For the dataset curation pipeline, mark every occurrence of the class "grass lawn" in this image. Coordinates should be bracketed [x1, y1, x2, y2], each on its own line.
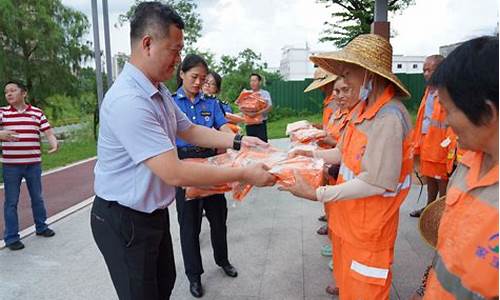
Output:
[267, 114, 322, 139]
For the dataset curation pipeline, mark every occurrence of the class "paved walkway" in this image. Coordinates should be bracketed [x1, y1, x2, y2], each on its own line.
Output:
[0, 139, 435, 299]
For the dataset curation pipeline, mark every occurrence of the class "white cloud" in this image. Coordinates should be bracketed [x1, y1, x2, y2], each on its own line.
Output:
[61, 0, 498, 68]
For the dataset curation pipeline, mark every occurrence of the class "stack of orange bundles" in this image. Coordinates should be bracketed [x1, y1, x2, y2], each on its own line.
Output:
[236, 91, 268, 125]
[184, 152, 237, 200]
[231, 146, 286, 201]
[289, 127, 327, 144]
[269, 156, 325, 189]
[285, 120, 313, 135]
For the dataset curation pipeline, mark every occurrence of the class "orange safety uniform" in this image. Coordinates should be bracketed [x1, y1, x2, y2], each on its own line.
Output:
[414, 87, 451, 179]
[424, 151, 499, 299]
[329, 86, 414, 299]
[444, 127, 467, 175]
[322, 94, 336, 129]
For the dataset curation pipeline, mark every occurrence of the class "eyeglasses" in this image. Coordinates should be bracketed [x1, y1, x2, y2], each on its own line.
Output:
[203, 81, 217, 87]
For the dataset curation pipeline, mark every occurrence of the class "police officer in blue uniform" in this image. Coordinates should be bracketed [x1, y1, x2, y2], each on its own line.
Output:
[173, 54, 238, 298]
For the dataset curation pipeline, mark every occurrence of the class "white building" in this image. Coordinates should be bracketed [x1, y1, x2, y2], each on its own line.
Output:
[279, 46, 425, 80]
[279, 46, 317, 80]
[392, 55, 426, 74]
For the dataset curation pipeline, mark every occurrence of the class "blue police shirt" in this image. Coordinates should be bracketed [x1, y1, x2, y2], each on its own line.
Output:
[173, 87, 227, 148]
[218, 100, 233, 114]
[94, 63, 192, 213]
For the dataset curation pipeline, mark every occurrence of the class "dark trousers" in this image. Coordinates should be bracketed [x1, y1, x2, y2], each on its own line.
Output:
[246, 120, 268, 142]
[175, 188, 229, 283]
[90, 196, 176, 300]
[3, 163, 48, 245]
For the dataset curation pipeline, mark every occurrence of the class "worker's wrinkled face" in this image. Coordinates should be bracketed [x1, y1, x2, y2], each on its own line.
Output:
[338, 63, 365, 101]
[438, 87, 497, 152]
[333, 77, 356, 110]
[423, 58, 439, 82]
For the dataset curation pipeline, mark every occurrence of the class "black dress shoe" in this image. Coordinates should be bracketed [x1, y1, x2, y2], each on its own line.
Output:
[7, 241, 25, 251]
[189, 281, 204, 298]
[410, 208, 424, 218]
[221, 264, 238, 277]
[36, 228, 55, 237]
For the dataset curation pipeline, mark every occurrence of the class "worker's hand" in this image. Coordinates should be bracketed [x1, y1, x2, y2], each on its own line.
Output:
[242, 163, 276, 187]
[288, 148, 314, 158]
[278, 170, 318, 201]
[0, 130, 19, 142]
[241, 136, 269, 148]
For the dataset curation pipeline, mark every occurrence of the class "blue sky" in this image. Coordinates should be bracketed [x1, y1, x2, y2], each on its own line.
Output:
[62, 0, 498, 67]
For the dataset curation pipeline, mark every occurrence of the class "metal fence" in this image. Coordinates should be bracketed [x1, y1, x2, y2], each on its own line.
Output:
[266, 73, 426, 114]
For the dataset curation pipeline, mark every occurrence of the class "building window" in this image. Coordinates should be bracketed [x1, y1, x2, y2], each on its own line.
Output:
[412, 64, 418, 69]
[397, 64, 402, 69]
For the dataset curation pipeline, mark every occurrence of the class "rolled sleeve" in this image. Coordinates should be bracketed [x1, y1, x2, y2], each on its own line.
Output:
[107, 97, 175, 164]
[357, 114, 403, 191]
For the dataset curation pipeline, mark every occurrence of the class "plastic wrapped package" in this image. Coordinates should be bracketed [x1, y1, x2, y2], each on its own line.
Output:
[243, 114, 264, 125]
[225, 112, 246, 124]
[289, 128, 327, 144]
[183, 152, 237, 200]
[236, 91, 268, 112]
[269, 156, 325, 189]
[226, 123, 241, 134]
[285, 120, 313, 135]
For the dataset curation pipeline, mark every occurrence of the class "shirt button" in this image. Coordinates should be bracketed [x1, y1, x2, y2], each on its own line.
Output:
[192, 116, 196, 120]
[191, 106, 194, 109]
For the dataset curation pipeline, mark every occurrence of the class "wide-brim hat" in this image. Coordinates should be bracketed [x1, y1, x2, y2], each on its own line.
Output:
[309, 34, 411, 98]
[418, 196, 446, 249]
[304, 67, 338, 93]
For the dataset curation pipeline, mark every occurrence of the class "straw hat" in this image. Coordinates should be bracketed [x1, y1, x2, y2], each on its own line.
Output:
[418, 197, 446, 249]
[309, 34, 411, 98]
[304, 67, 338, 93]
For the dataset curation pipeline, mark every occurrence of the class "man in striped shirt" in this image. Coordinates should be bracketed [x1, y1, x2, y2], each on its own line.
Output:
[1, 80, 58, 251]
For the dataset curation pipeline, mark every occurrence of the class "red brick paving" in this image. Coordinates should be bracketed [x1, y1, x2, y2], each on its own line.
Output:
[0, 159, 96, 236]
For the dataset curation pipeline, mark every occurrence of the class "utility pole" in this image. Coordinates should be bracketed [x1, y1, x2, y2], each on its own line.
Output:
[371, 0, 390, 40]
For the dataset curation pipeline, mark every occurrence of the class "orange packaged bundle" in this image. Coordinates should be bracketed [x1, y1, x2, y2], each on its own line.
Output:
[183, 152, 236, 200]
[243, 114, 263, 125]
[285, 120, 313, 135]
[231, 146, 287, 201]
[225, 112, 245, 124]
[226, 123, 241, 134]
[236, 91, 268, 112]
[269, 156, 325, 189]
[290, 128, 327, 144]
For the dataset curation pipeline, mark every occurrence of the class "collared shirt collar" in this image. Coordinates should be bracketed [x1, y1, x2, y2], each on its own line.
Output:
[9, 104, 31, 112]
[176, 87, 205, 105]
[462, 151, 499, 189]
[122, 62, 161, 99]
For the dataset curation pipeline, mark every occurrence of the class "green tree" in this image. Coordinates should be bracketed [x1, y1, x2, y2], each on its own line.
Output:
[118, 0, 202, 50]
[318, 0, 414, 48]
[0, 0, 92, 107]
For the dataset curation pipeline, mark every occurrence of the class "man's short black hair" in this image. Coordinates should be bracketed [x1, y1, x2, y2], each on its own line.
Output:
[249, 73, 262, 81]
[430, 36, 498, 126]
[130, 2, 184, 43]
[4, 80, 27, 92]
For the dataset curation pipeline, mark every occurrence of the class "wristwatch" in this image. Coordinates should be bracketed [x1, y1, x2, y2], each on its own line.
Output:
[233, 134, 243, 150]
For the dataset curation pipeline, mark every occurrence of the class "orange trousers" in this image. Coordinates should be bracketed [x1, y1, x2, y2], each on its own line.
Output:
[333, 237, 394, 300]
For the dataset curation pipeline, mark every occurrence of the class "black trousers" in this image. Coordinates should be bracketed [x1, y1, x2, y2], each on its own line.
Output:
[175, 189, 229, 283]
[246, 120, 268, 142]
[90, 196, 176, 300]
